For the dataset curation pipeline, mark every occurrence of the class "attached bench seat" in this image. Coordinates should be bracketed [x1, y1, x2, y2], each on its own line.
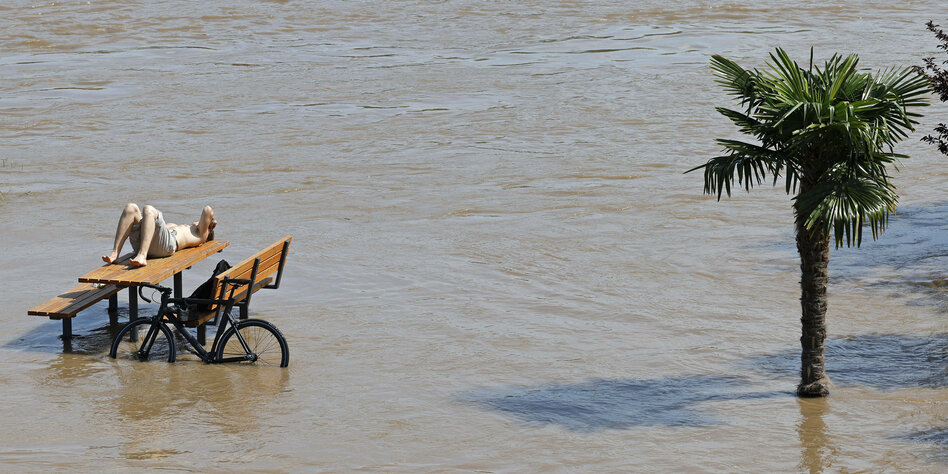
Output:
[182, 236, 291, 329]
[28, 283, 122, 338]
[28, 283, 121, 319]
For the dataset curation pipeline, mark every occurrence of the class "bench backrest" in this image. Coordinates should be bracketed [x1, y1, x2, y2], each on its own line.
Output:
[209, 236, 292, 310]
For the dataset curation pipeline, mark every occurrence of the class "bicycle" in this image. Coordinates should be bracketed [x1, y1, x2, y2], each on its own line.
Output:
[108, 278, 289, 367]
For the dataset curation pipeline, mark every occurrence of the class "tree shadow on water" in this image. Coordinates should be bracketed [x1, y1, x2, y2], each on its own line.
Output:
[753, 202, 948, 311]
[895, 428, 948, 464]
[747, 333, 948, 390]
[829, 202, 948, 313]
[463, 332, 948, 431]
[460, 375, 789, 432]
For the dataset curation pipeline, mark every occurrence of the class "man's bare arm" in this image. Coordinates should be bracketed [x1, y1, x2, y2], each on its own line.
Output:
[177, 206, 215, 249]
[196, 205, 215, 242]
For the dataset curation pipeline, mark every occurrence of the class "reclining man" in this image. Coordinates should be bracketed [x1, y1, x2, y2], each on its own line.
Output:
[102, 203, 217, 267]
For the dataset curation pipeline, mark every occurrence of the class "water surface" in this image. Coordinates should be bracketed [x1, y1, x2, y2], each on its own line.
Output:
[3, 1, 948, 471]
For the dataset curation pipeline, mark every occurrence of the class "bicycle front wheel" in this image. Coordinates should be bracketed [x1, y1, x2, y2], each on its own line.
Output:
[215, 319, 289, 367]
[109, 318, 176, 362]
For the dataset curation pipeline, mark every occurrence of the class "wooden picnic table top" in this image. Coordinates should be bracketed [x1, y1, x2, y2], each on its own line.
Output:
[78, 240, 229, 286]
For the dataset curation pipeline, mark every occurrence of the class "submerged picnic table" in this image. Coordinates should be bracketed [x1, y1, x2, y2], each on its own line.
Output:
[29, 240, 229, 339]
[80, 240, 230, 315]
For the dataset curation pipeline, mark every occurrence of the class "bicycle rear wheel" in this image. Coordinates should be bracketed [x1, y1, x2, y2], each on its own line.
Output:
[215, 319, 289, 367]
[109, 318, 176, 362]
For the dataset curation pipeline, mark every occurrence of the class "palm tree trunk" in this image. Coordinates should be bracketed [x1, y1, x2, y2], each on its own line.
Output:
[795, 219, 831, 397]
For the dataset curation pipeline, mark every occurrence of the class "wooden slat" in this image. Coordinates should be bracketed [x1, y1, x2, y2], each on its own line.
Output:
[28, 284, 112, 315]
[79, 240, 229, 285]
[255, 250, 284, 277]
[199, 237, 291, 319]
[28, 283, 121, 318]
[182, 277, 273, 327]
[215, 236, 290, 284]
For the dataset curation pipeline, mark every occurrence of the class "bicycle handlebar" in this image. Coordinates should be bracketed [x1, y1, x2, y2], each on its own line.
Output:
[139, 282, 171, 292]
[138, 282, 171, 303]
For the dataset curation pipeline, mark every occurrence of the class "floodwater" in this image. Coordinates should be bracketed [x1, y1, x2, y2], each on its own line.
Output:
[3, 0, 948, 471]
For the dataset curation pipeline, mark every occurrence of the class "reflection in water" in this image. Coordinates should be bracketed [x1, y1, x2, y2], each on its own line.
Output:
[462, 375, 786, 431]
[31, 352, 110, 387]
[749, 334, 948, 390]
[11, 306, 130, 355]
[104, 362, 289, 460]
[797, 398, 836, 474]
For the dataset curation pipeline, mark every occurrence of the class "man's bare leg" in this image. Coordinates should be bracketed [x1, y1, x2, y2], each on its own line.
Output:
[103, 203, 141, 264]
[129, 205, 158, 267]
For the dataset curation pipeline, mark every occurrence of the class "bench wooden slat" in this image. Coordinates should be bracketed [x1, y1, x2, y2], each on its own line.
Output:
[193, 236, 291, 324]
[216, 237, 291, 283]
[28, 284, 117, 316]
[78, 240, 230, 285]
[28, 283, 121, 319]
[181, 277, 274, 327]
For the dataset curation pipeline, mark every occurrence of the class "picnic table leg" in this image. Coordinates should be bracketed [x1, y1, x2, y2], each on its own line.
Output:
[108, 293, 119, 327]
[129, 286, 138, 320]
[197, 324, 206, 346]
[174, 273, 183, 299]
[61, 318, 72, 340]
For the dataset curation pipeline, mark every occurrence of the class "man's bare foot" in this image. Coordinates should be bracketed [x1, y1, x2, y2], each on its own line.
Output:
[129, 255, 147, 267]
[102, 252, 119, 264]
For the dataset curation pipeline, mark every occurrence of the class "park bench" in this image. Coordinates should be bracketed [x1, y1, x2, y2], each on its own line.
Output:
[179, 236, 291, 344]
[28, 240, 230, 340]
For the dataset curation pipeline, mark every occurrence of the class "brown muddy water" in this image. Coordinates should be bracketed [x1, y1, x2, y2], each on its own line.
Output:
[3, 1, 948, 471]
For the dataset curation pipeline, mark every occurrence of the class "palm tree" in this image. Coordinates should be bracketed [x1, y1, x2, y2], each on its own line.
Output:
[689, 48, 929, 397]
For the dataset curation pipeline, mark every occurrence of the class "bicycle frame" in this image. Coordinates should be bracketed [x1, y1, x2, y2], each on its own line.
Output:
[134, 278, 259, 363]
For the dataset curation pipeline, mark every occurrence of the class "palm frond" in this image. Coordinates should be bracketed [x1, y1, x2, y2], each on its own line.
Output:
[794, 173, 898, 248]
[697, 47, 928, 246]
[710, 55, 758, 108]
[764, 48, 811, 104]
[822, 53, 859, 103]
[686, 143, 785, 200]
[715, 107, 764, 136]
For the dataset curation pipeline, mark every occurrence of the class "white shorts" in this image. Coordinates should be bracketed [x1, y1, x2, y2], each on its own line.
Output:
[129, 208, 178, 258]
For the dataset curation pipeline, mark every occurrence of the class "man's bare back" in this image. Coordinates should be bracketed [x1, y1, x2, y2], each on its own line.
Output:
[103, 204, 217, 267]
